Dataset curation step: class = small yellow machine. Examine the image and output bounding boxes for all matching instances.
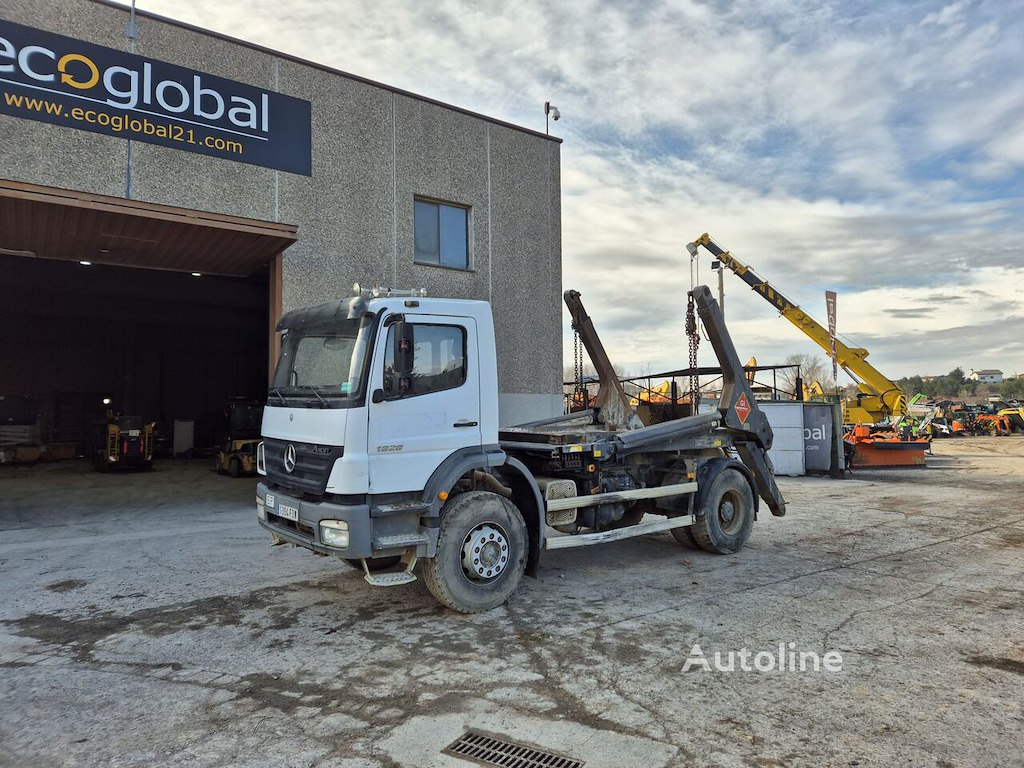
[216,438,260,477]
[95,417,155,472]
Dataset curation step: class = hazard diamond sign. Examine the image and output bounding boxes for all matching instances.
[735,392,752,424]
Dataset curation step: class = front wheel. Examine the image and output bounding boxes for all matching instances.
[691,467,754,554]
[421,490,528,613]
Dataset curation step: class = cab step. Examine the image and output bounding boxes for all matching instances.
[361,552,419,587]
[363,570,418,587]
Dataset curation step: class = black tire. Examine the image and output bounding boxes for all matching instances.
[691,467,755,554]
[229,458,241,478]
[646,459,698,548]
[421,490,528,613]
[343,556,402,572]
[670,524,700,548]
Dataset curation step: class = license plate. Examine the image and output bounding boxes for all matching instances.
[128,429,141,437]
[277,503,299,522]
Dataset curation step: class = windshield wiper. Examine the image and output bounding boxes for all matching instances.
[270,387,287,405]
[304,385,329,407]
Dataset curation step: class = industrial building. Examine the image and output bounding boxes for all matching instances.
[0,0,562,457]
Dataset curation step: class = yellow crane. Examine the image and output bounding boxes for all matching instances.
[687,233,906,424]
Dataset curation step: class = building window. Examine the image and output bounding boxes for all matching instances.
[414,199,469,269]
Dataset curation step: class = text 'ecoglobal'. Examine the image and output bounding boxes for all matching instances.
[0,37,269,133]
[0,19,312,175]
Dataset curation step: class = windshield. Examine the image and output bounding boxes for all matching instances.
[271,316,374,406]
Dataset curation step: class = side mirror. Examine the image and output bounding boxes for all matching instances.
[393,321,414,375]
[378,318,415,401]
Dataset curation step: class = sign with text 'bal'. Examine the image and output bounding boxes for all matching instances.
[0,19,312,175]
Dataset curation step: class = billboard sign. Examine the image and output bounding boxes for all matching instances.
[803,404,833,473]
[825,290,837,384]
[0,19,312,175]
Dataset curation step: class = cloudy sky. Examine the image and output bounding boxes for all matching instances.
[119,0,1023,381]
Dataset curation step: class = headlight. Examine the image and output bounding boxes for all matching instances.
[319,520,349,548]
[256,494,266,521]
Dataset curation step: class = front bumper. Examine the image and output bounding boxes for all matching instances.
[257,481,373,557]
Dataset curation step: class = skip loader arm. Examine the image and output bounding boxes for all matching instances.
[691,285,787,517]
[564,290,645,431]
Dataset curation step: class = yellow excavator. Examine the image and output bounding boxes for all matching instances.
[688,233,928,468]
[689,233,905,423]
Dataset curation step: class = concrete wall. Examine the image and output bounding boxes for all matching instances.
[0,0,563,424]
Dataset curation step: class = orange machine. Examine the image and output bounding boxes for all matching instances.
[975,414,1013,436]
[846,425,929,468]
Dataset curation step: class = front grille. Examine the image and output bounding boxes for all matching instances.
[443,731,583,768]
[263,437,342,496]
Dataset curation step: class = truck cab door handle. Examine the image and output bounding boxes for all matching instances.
[453,421,478,428]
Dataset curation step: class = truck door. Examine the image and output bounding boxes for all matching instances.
[367,315,482,494]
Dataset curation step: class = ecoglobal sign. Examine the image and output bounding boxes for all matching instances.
[0,20,312,175]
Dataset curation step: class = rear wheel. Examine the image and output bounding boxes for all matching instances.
[691,467,754,554]
[422,490,528,613]
[670,524,700,548]
[229,457,241,478]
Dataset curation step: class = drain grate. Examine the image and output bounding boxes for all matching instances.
[443,730,584,768]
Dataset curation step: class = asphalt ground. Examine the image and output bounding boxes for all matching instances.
[1,436,1022,767]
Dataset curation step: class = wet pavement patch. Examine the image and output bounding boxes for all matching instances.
[45,579,87,593]
[1,585,317,661]
[965,655,1024,676]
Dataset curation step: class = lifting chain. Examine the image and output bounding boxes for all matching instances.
[686,293,700,411]
[572,329,589,411]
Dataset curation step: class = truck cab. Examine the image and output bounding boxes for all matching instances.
[257,291,511,583]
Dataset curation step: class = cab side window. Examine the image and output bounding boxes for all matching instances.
[384,324,466,397]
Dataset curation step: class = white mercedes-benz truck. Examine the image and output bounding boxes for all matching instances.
[256,284,785,613]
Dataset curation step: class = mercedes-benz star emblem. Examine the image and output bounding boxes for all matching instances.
[284,444,297,473]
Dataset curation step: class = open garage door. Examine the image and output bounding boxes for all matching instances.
[0,179,297,464]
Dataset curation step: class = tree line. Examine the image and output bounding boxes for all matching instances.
[896,367,1023,400]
